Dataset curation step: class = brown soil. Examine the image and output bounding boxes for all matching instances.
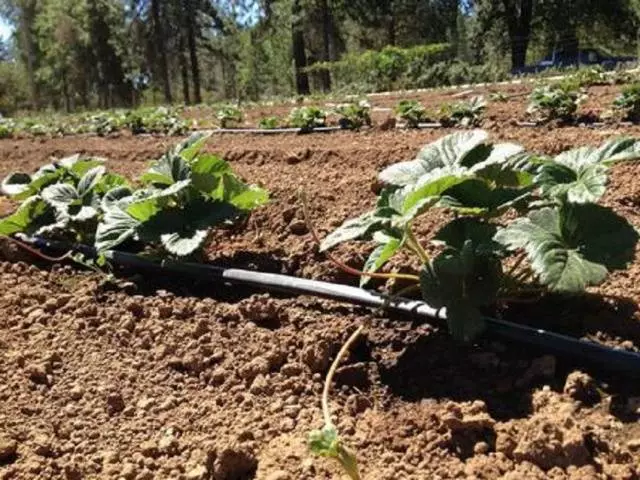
[1,122,640,479]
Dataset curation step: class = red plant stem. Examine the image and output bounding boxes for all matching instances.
[299,192,420,283]
[0,235,72,262]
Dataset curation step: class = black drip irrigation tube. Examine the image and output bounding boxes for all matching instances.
[205,127,344,135]
[23,236,640,378]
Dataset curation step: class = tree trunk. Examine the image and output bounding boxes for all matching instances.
[387,1,396,46]
[186,0,202,104]
[62,69,71,113]
[503,0,534,70]
[319,0,332,91]
[179,34,191,104]
[504,0,534,70]
[151,0,172,103]
[19,1,38,109]
[177,3,191,105]
[291,0,310,95]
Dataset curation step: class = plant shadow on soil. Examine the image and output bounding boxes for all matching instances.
[373,292,640,425]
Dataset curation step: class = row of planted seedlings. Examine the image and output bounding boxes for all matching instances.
[214,101,373,132]
[2,131,640,479]
[2,72,639,140]
[395,83,640,128]
[0,106,190,140]
[393,67,640,128]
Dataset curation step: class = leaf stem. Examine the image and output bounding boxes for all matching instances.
[405,225,430,264]
[299,190,420,283]
[323,325,364,428]
[506,252,526,277]
[513,266,535,283]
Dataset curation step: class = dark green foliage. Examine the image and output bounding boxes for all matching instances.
[614,84,640,121]
[335,101,371,130]
[394,100,428,127]
[322,130,640,341]
[287,106,326,130]
[0,133,268,257]
[439,96,487,127]
[527,84,585,123]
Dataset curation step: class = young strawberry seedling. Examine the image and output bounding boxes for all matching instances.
[216,105,244,128]
[0,133,269,258]
[613,83,640,122]
[287,106,327,131]
[334,101,372,130]
[527,83,586,124]
[309,326,363,480]
[439,95,486,127]
[394,99,429,128]
[320,130,640,341]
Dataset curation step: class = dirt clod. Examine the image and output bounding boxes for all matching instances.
[26,363,49,385]
[0,437,17,463]
[563,371,600,404]
[106,392,126,415]
[213,443,258,480]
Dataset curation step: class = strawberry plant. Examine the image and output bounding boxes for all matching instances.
[613,83,640,122]
[394,99,428,128]
[334,101,372,130]
[527,84,586,123]
[0,119,15,138]
[0,133,269,258]
[489,91,508,102]
[439,95,486,127]
[320,130,640,341]
[258,116,279,129]
[570,66,608,88]
[287,106,327,130]
[216,105,244,129]
[0,155,128,243]
[124,107,189,135]
[95,133,268,256]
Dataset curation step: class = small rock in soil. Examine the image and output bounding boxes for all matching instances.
[26,363,49,385]
[0,436,17,463]
[32,434,54,458]
[69,387,84,401]
[213,443,258,480]
[139,440,159,458]
[301,340,333,373]
[334,362,370,388]
[563,371,600,404]
[239,357,270,382]
[280,362,303,377]
[185,465,208,479]
[158,435,179,456]
[473,441,490,455]
[120,463,137,480]
[106,392,125,415]
[627,438,640,451]
[238,295,285,328]
[288,219,308,235]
